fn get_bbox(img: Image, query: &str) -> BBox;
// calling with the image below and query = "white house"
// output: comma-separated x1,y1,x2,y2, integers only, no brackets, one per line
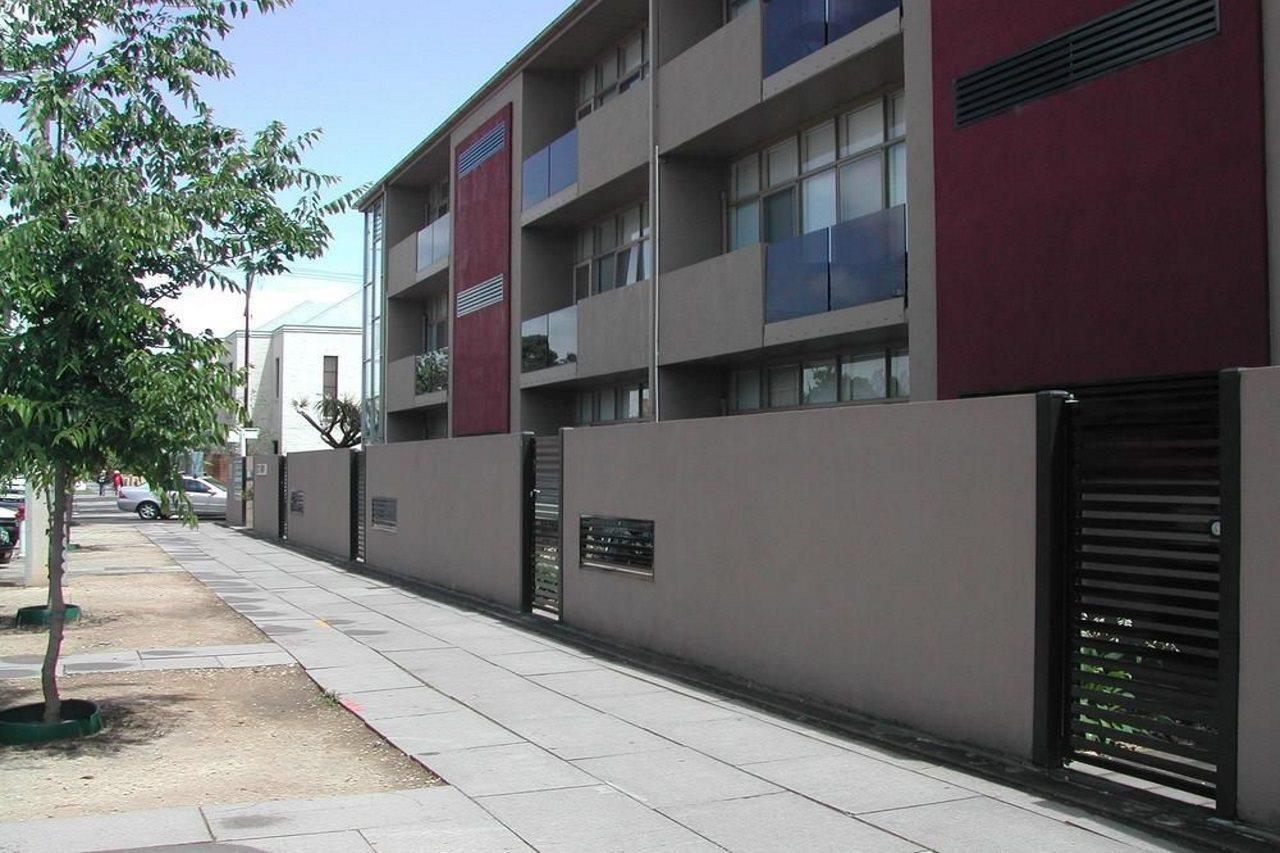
221,293,362,460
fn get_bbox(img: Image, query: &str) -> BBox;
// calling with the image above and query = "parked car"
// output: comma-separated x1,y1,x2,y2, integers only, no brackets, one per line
0,506,19,563
117,476,227,520
0,477,25,513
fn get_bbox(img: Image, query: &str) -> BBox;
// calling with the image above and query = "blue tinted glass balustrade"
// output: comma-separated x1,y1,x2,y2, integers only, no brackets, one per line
415,213,451,271
765,204,906,324
763,0,901,77
521,129,579,211
830,205,906,310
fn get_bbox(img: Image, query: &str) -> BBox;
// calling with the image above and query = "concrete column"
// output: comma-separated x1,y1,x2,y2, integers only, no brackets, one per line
22,483,48,587
903,0,939,400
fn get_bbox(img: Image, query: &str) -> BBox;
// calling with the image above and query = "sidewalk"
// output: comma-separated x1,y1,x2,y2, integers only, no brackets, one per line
0,522,1188,852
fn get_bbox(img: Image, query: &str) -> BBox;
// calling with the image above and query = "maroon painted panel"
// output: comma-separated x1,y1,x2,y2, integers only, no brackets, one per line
932,0,1269,398
452,106,513,436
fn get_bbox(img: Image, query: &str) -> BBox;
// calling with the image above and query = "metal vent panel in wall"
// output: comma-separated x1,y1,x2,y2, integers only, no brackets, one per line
456,274,505,317
457,123,507,178
955,0,1219,127
371,497,398,530
580,516,655,577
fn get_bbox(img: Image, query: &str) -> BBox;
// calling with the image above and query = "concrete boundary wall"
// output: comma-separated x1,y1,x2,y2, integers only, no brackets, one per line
365,435,525,609
562,396,1040,759
1235,366,1280,828
250,455,282,540
284,449,353,560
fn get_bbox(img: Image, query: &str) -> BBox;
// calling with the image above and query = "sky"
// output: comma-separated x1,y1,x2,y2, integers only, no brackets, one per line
165,0,574,337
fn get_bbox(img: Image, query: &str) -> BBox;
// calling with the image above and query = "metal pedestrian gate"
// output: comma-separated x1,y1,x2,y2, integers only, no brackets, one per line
1058,375,1238,814
525,434,563,619
352,451,367,561
278,457,289,540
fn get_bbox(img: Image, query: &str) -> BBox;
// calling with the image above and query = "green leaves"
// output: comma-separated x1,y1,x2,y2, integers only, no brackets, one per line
0,0,336,519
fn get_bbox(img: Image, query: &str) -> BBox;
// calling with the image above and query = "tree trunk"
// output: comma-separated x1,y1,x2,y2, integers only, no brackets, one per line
41,468,72,724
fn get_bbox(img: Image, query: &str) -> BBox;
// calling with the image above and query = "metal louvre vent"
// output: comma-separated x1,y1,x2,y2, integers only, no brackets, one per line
457,123,507,178
580,516,655,577
956,0,1219,127
371,497,398,531
456,275,505,317
289,490,304,515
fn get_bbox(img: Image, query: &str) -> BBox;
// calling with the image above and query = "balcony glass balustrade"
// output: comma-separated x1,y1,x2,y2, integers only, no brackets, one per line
415,213,451,271
765,204,906,324
521,305,578,372
414,348,449,396
762,0,901,76
522,129,579,210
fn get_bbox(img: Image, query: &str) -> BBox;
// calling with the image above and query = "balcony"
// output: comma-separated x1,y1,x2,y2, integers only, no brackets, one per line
416,214,451,272
521,305,578,373
658,246,765,366
415,348,449,396
765,204,906,324
522,129,578,211
763,0,901,77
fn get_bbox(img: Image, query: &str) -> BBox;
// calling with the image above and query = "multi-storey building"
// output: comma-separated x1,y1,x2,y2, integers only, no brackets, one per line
359,0,1276,440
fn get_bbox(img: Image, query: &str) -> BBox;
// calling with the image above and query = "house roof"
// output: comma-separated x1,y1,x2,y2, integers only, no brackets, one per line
247,291,362,334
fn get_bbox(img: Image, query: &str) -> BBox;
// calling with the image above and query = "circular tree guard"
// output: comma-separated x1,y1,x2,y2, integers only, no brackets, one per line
14,604,82,628
0,699,102,745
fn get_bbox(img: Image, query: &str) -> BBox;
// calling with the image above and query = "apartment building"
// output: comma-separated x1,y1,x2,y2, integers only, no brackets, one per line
359,0,1276,445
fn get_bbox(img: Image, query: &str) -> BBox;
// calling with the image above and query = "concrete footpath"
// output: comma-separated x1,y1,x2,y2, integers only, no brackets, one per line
0,523,1190,852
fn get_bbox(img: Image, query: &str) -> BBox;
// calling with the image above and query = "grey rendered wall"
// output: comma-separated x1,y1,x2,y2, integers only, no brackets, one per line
1236,366,1280,829
658,245,764,365
578,81,650,195
365,435,525,609
563,395,1040,758
657,158,725,274
284,449,352,561
577,278,653,380
251,455,281,539
903,0,938,400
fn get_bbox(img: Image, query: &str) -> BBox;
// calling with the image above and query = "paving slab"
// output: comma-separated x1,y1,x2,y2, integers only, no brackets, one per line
664,791,924,853
652,714,845,766
375,710,524,756
509,710,672,761
202,788,459,841
861,795,1138,852
745,751,975,815
421,742,597,798
575,745,780,809
477,785,720,852
486,649,600,676
0,806,211,853
339,686,461,720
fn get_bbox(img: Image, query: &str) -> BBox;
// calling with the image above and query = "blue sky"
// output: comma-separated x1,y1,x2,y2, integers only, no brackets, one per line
171,0,573,334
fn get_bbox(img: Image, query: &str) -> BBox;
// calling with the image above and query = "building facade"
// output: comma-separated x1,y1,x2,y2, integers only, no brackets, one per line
359,0,1277,444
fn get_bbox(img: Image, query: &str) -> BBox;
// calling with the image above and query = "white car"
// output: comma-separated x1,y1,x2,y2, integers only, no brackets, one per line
117,476,228,520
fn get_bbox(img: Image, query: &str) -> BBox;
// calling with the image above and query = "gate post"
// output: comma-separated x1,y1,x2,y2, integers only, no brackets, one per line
1032,390,1071,769
349,451,360,561
520,433,536,613
1216,369,1242,819
278,455,288,541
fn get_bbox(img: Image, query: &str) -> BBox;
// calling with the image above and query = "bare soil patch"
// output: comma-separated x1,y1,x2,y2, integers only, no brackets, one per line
0,572,265,658
0,667,438,820
66,523,176,572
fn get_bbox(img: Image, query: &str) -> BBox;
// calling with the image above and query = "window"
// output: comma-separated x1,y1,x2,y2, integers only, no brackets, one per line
424,292,449,352
362,202,384,443
182,479,209,494
577,28,649,120
322,356,338,400
575,201,650,300
275,357,281,398
575,381,650,426
728,91,906,250
729,348,909,414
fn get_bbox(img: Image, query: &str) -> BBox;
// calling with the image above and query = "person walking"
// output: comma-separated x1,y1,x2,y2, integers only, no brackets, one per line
96,471,108,497
111,470,124,495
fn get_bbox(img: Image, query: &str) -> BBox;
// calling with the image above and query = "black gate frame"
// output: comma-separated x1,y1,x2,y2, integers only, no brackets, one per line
522,431,564,619
278,456,288,541
1033,374,1241,819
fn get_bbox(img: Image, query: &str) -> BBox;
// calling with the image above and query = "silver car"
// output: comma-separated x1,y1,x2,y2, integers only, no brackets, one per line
117,476,227,520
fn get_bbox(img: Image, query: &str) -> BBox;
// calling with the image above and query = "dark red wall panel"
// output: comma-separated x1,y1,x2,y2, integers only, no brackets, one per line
452,106,513,436
932,0,1269,398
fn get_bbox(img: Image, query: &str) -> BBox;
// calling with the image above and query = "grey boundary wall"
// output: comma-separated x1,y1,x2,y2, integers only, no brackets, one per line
283,449,353,560
562,395,1040,759
1236,366,1280,828
250,454,281,540
364,434,525,610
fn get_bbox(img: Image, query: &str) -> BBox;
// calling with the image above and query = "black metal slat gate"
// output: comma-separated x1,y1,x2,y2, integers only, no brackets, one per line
353,451,367,561
278,457,289,541
1061,375,1236,810
526,434,563,618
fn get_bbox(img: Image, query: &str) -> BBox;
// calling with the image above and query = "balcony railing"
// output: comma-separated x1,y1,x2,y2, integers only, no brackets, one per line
416,213,451,271
521,305,578,372
414,348,448,395
765,204,906,324
522,129,578,210
762,0,901,76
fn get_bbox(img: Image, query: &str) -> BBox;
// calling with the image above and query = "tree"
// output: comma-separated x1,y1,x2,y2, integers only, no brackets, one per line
292,395,361,449
0,0,348,725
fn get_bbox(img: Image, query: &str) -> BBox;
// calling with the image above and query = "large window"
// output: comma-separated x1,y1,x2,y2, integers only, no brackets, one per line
577,28,648,120
729,91,906,252
730,347,908,413
362,201,385,443
574,202,651,302
423,292,449,352
575,381,651,426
